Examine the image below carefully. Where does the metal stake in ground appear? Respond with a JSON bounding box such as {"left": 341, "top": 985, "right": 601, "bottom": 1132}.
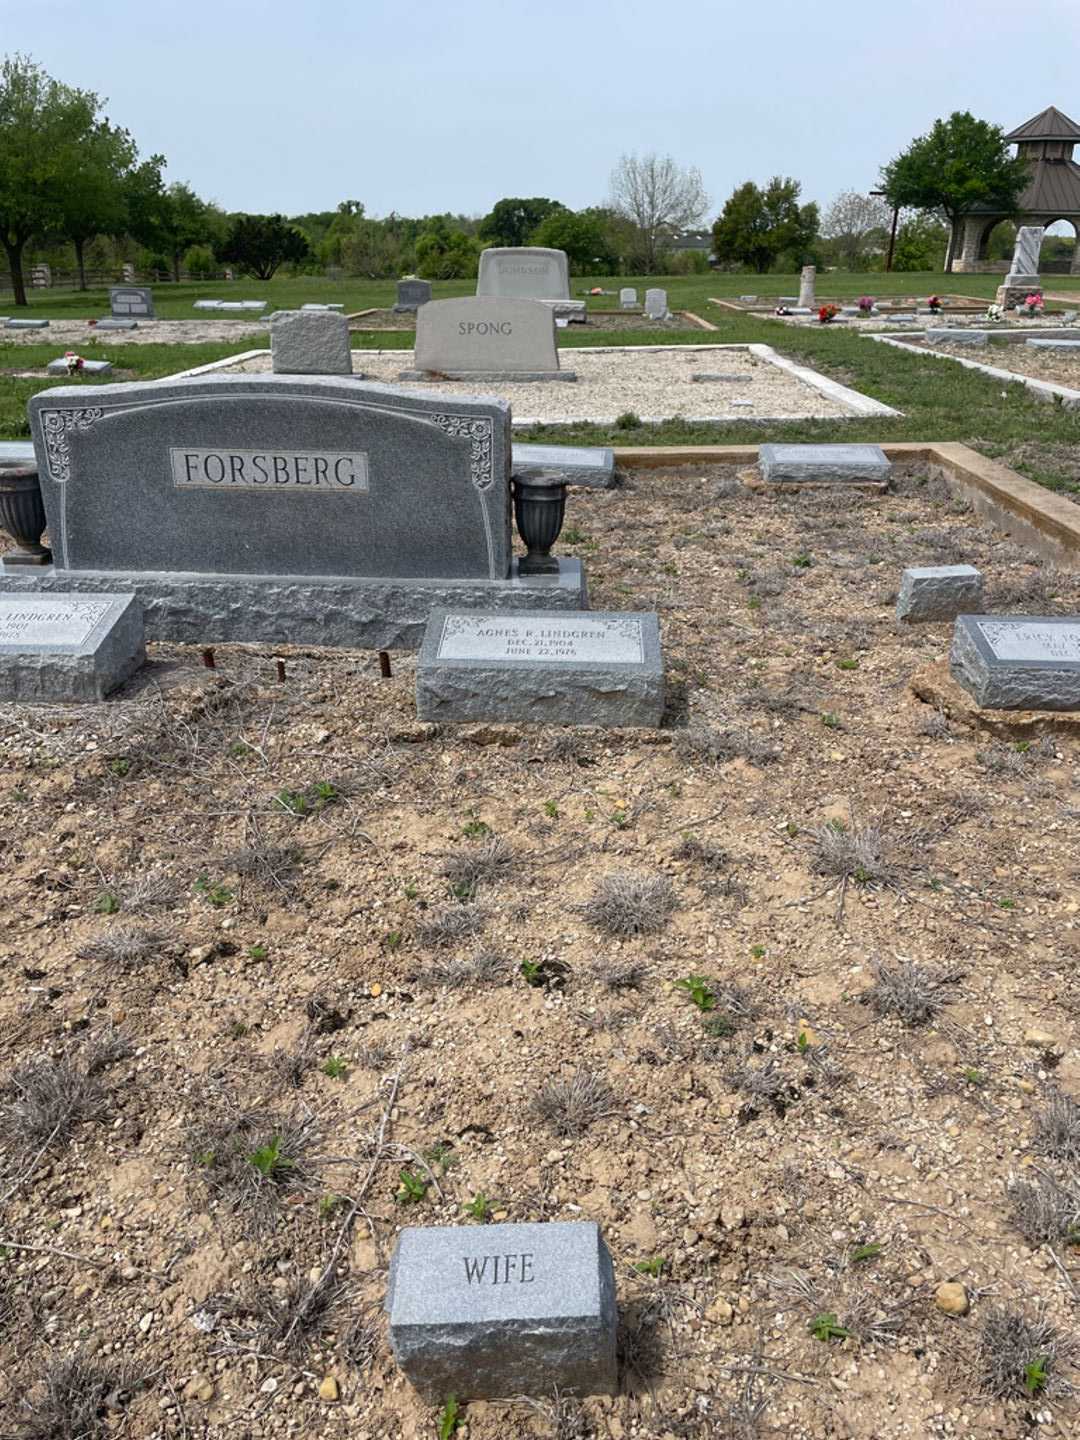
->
{"left": 379, "top": 650, "right": 392, "bottom": 678}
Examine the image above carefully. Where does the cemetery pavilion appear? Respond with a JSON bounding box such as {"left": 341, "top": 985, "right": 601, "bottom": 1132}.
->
{"left": 952, "top": 105, "right": 1080, "bottom": 274}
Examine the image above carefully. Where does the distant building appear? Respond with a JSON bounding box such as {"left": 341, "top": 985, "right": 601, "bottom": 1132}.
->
{"left": 953, "top": 106, "right": 1080, "bottom": 274}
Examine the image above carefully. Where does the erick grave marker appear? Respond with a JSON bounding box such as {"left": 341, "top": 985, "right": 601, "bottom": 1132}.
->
{"left": 109, "top": 286, "right": 154, "bottom": 319}
{"left": 416, "top": 609, "right": 664, "bottom": 726}
{"left": 759, "top": 443, "right": 892, "bottom": 485}
{"left": 6, "top": 376, "right": 586, "bottom": 646}
{"left": 387, "top": 1220, "right": 618, "bottom": 1401}
{"left": 950, "top": 615, "right": 1080, "bottom": 711}
{"left": 404, "top": 297, "right": 570, "bottom": 381}
{"left": 0, "top": 593, "right": 144, "bottom": 702}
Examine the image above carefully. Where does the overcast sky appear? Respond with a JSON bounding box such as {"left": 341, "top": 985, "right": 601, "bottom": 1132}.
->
{"left": 9, "top": 0, "right": 1080, "bottom": 221}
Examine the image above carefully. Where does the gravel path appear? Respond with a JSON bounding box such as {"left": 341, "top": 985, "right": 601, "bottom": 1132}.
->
{"left": 224, "top": 345, "right": 855, "bottom": 422}
{"left": 0, "top": 318, "right": 267, "bottom": 346}
{"left": 917, "top": 339, "right": 1080, "bottom": 389}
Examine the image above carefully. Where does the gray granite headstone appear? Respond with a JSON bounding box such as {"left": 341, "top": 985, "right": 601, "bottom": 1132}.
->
{"left": 0, "top": 593, "right": 144, "bottom": 702}
{"left": 47, "top": 358, "right": 113, "bottom": 376}
{"left": 797, "top": 264, "right": 816, "bottom": 309}
{"left": 1026, "top": 339, "right": 1080, "bottom": 350}
{"left": 9, "top": 376, "right": 587, "bottom": 646}
{"left": 94, "top": 318, "right": 137, "bottom": 331}
{"left": 416, "top": 609, "right": 663, "bottom": 727}
{"left": 407, "top": 297, "right": 568, "bottom": 380}
{"left": 926, "top": 329, "right": 990, "bottom": 346}
{"left": 619, "top": 287, "right": 637, "bottom": 308}
{"left": 950, "top": 615, "right": 1080, "bottom": 711}
{"left": 644, "top": 288, "right": 668, "bottom": 320}
{"left": 270, "top": 310, "right": 353, "bottom": 375}
{"left": 513, "top": 443, "right": 614, "bottom": 488}
{"left": 394, "top": 279, "right": 432, "bottom": 313}
{"left": 387, "top": 1220, "right": 618, "bottom": 1402}
{"left": 759, "top": 444, "right": 892, "bottom": 485}
{"left": 476, "top": 247, "right": 585, "bottom": 323}
{"left": 896, "top": 565, "right": 983, "bottom": 622}
{"left": 7, "top": 319, "right": 48, "bottom": 330}
{"left": 109, "top": 286, "right": 154, "bottom": 319}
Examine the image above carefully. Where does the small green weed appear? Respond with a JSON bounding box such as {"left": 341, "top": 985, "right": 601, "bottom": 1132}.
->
{"left": 322, "top": 1056, "right": 348, "bottom": 1079}
{"left": 792, "top": 552, "right": 814, "bottom": 568}
{"left": 675, "top": 975, "right": 716, "bottom": 1012}
{"left": 384, "top": 930, "right": 403, "bottom": 952}
{"left": 462, "top": 1193, "right": 493, "bottom": 1221}
{"left": 438, "top": 1395, "right": 463, "bottom": 1438}
{"left": 425, "top": 1142, "right": 457, "bottom": 1174}
{"left": 821, "top": 712, "right": 841, "bottom": 729}
{"left": 396, "top": 1168, "right": 429, "bottom": 1205}
{"left": 836, "top": 658, "right": 859, "bottom": 671}
{"left": 247, "top": 943, "right": 268, "bottom": 961}
{"left": 633, "top": 1256, "right": 666, "bottom": 1276}
{"left": 810, "top": 1312, "right": 851, "bottom": 1342}
{"left": 610, "top": 809, "right": 630, "bottom": 829}
{"left": 750, "top": 944, "right": 766, "bottom": 959}
{"left": 94, "top": 892, "right": 120, "bottom": 915}
{"left": 1025, "top": 1356, "right": 1049, "bottom": 1396}
{"left": 195, "top": 875, "right": 233, "bottom": 908}
{"left": 615, "top": 410, "right": 642, "bottom": 430}
{"left": 543, "top": 799, "right": 559, "bottom": 819}
{"left": 248, "top": 1135, "right": 292, "bottom": 1181}
{"left": 851, "top": 1243, "right": 883, "bottom": 1263}
{"left": 403, "top": 883, "right": 418, "bottom": 899}
{"left": 107, "top": 756, "right": 132, "bottom": 777}
{"left": 461, "top": 816, "right": 492, "bottom": 838}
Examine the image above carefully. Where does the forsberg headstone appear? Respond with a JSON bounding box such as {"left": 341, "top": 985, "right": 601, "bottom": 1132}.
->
{"left": 0, "top": 593, "right": 144, "bottom": 702}
{"left": 109, "top": 286, "right": 154, "bottom": 319}
{"left": 387, "top": 1220, "right": 618, "bottom": 1401}
{"left": 405, "top": 297, "right": 569, "bottom": 380}
{"left": 10, "top": 376, "right": 586, "bottom": 645}
{"left": 950, "top": 614, "right": 1080, "bottom": 711}
{"left": 416, "top": 609, "right": 664, "bottom": 726}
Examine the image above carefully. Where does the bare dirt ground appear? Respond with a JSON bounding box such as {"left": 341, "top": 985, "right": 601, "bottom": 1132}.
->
{"left": 2, "top": 465, "right": 1080, "bottom": 1440}
{"left": 0, "top": 319, "right": 267, "bottom": 347}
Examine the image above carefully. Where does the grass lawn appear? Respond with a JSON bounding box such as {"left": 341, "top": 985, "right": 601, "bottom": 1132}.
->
{"left": 3, "top": 273, "right": 1080, "bottom": 496}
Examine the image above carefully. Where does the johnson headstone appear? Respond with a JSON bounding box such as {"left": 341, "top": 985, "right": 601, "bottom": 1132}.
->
{"left": 950, "top": 615, "right": 1080, "bottom": 711}
{"left": 416, "top": 609, "right": 664, "bottom": 726}
{"left": 0, "top": 593, "right": 144, "bottom": 702}
{"left": 387, "top": 1221, "right": 618, "bottom": 1401}
{"left": 476, "top": 247, "right": 585, "bottom": 323}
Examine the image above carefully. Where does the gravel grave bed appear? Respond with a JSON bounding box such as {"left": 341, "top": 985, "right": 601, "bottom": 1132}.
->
{"left": 348, "top": 310, "right": 706, "bottom": 334}
{"left": 0, "top": 318, "right": 267, "bottom": 347}
{"left": 221, "top": 346, "right": 856, "bottom": 422}
{"left": 1, "top": 464, "right": 1080, "bottom": 1438}
{"left": 911, "top": 338, "right": 1080, "bottom": 389}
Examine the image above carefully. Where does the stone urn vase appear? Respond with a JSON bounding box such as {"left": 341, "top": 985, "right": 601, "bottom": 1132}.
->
{"left": 512, "top": 471, "right": 567, "bottom": 576}
{"left": 0, "top": 462, "right": 52, "bottom": 566}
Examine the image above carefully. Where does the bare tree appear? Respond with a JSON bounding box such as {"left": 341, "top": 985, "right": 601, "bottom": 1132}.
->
{"left": 608, "top": 152, "right": 709, "bottom": 271}
{"left": 821, "top": 190, "right": 893, "bottom": 269}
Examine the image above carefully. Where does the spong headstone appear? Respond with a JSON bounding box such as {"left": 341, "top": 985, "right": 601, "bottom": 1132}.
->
{"left": 417, "top": 609, "right": 664, "bottom": 726}
{"left": 407, "top": 296, "right": 568, "bottom": 380}
{"left": 387, "top": 1220, "right": 618, "bottom": 1402}
{"left": 0, "top": 593, "right": 144, "bottom": 702}
{"left": 270, "top": 310, "right": 353, "bottom": 375}
{"left": 950, "top": 614, "right": 1080, "bottom": 711}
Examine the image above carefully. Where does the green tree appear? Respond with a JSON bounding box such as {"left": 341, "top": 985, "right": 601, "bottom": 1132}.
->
{"left": 217, "top": 213, "right": 309, "bottom": 280}
{"left": 530, "top": 207, "right": 617, "bottom": 272}
{"left": 712, "top": 177, "right": 819, "bottom": 273}
{"left": 0, "top": 55, "right": 106, "bottom": 306}
{"left": 609, "top": 153, "right": 709, "bottom": 273}
{"left": 415, "top": 218, "right": 479, "bottom": 279}
{"left": 479, "top": 197, "right": 564, "bottom": 248}
{"left": 59, "top": 118, "right": 137, "bottom": 288}
{"left": 890, "top": 212, "right": 950, "bottom": 271}
{"left": 880, "top": 111, "right": 1029, "bottom": 271}
{"left": 123, "top": 166, "right": 223, "bottom": 281}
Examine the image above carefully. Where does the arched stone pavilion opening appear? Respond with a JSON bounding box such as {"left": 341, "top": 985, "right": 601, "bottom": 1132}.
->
{"left": 953, "top": 106, "right": 1080, "bottom": 275}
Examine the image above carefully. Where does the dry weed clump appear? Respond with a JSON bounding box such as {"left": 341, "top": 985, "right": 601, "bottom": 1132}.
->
{"left": 1007, "top": 1171, "right": 1080, "bottom": 1248}
{"left": 530, "top": 1068, "right": 617, "bottom": 1137}
{"left": 8, "top": 1354, "right": 135, "bottom": 1440}
{"left": 977, "top": 1305, "right": 1075, "bottom": 1400}
{"left": 438, "top": 837, "right": 517, "bottom": 895}
{"left": 809, "top": 819, "right": 899, "bottom": 890}
{"left": 0, "top": 1034, "right": 129, "bottom": 1158}
{"left": 580, "top": 871, "right": 676, "bottom": 937}
{"left": 412, "top": 949, "right": 507, "bottom": 990}
{"left": 1032, "top": 1092, "right": 1080, "bottom": 1164}
{"left": 78, "top": 923, "right": 166, "bottom": 971}
{"left": 414, "top": 904, "right": 489, "bottom": 949}
{"left": 593, "top": 956, "right": 651, "bottom": 991}
{"left": 674, "top": 724, "right": 780, "bottom": 767}
{"left": 864, "top": 958, "right": 954, "bottom": 1026}
{"left": 189, "top": 1101, "right": 318, "bottom": 1226}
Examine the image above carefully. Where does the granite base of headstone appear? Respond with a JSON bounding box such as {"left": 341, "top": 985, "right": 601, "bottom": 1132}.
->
{"left": 759, "top": 444, "right": 892, "bottom": 486}
{"left": 416, "top": 610, "right": 663, "bottom": 727}
{"left": 387, "top": 1221, "right": 618, "bottom": 1402}
{"left": 394, "top": 279, "right": 432, "bottom": 313}
{"left": 950, "top": 615, "right": 1080, "bottom": 711}
{"left": 513, "top": 443, "right": 615, "bottom": 488}
{"left": 271, "top": 310, "right": 354, "bottom": 376}
{"left": 896, "top": 565, "right": 983, "bottom": 622}
{"left": 0, "top": 593, "right": 144, "bottom": 702}
{"left": 3, "top": 376, "right": 588, "bottom": 648}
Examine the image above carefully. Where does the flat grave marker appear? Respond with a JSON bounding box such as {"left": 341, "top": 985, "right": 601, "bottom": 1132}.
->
{"left": 387, "top": 1220, "right": 618, "bottom": 1401}
{"left": 94, "top": 319, "right": 137, "bottom": 332}
{"left": 513, "top": 442, "right": 615, "bottom": 488}
{"left": 950, "top": 615, "right": 1080, "bottom": 711}
{"left": 1026, "top": 338, "right": 1080, "bottom": 350}
{"left": 759, "top": 443, "right": 892, "bottom": 486}
{"left": 0, "top": 593, "right": 144, "bottom": 702}
{"left": 896, "top": 565, "right": 984, "bottom": 622}
{"left": 46, "top": 358, "right": 113, "bottom": 376}
{"left": 416, "top": 609, "right": 664, "bottom": 726}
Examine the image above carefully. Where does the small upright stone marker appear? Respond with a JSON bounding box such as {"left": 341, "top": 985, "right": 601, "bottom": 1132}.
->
{"left": 797, "top": 264, "right": 816, "bottom": 309}
{"left": 109, "top": 286, "right": 154, "bottom": 319}
{"left": 896, "top": 565, "right": 983, "bottom": 622}
{"left": 0, "top": 593, "right": 144, "bottom": 702}
{"left": 619, "top": 287, "right": 637, "bottom": 309}
{"left": 950, "top": 615, "right": 1080, "bottom": 711}
{"left": 270, "top": 310, "right": 353, "bottom": 375}
{"left": 644, "top": 288, "right": 668, "bottom": 320}
{"left": 394, "top": 279, "right": 432, "bottom": 313}
{"left": 759, "top": 443, "right": 892, "bottom": 486}
{"left": 417, "top": 610, "right": 663, "bottom": 727}
{"left": 387, "top": 1221, "right": 618, "bottom": 1401}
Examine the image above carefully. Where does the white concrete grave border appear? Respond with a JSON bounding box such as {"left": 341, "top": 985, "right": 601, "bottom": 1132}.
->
{"left": 159, "top": 343, "right": 901, "bottom": 427}
{"left": 868, "top": 332, "right": 1080, "bottom": 410}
